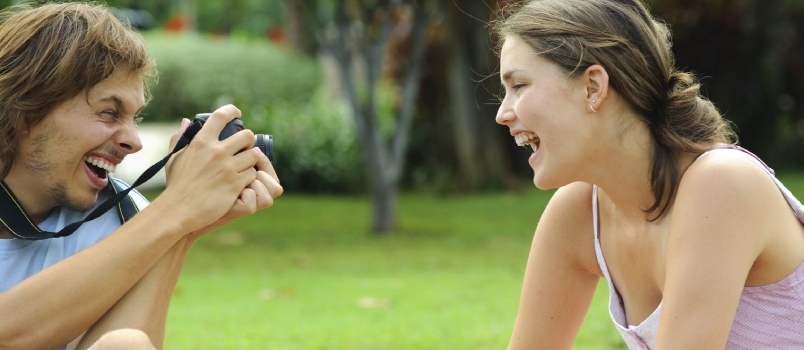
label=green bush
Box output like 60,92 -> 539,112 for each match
140,32 -> 366,193
141,32 -> 320,122
252,92 -> 367,194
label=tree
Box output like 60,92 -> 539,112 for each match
439,0 -> 520,189
318,0 -> 432,233
652,0 -> 804,169
283,0 -> 318,55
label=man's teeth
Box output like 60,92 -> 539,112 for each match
83,156 -> 116,173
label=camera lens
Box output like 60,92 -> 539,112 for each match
192,113 -> 274,162
254,134 -> 273,163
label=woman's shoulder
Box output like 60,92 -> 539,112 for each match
665,146 -> 804,291
543,182 -> 595,223
679,147 -> 779,204
537,182 -> 601,276
672,146 -> 792,258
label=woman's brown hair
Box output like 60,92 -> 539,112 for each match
0,2 -> 157,179
491,0 -> 737,220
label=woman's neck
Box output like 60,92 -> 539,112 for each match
589,120 -> 660,222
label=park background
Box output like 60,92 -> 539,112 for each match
6,0 -> 804,349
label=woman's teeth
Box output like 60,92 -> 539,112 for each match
83,156 -> 116,173
515,133 -> 540,153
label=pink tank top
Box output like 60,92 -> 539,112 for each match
593,146 -> 804,349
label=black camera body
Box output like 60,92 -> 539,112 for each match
189,113 -> 273,162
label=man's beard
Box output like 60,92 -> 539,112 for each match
49,180 -> 97,212
27,132 -> 98,212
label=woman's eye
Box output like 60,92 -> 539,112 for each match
513,83 -> 525,91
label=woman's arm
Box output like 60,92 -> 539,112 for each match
508,182 -> 602,350
656,151 -> 793,349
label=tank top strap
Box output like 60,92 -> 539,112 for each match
592,185 -> 614,282
592,185 -> 600,240
695,144 -> 775,175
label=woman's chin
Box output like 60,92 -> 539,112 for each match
531,171 -> 564,190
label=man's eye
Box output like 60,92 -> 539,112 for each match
102,110 -> 118,119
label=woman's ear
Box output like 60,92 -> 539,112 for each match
584,64 -> 609,113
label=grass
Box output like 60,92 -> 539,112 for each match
157,173 -> 804,350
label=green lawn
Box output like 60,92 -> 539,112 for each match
160,174 -> 804,349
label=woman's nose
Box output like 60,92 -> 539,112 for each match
496,100 -> 515,125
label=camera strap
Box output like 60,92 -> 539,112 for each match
0,120 -> 203,240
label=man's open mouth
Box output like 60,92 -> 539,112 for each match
83,156 -> 116,179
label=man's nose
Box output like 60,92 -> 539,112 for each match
116,122 -> 142,154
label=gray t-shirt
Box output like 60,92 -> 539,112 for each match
0,178 -> 149,349
0,178 -> 149,292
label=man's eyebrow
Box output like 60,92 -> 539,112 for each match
98,95 -> 144,116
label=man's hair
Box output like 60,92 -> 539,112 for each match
0,2 -> 157,179
491,0 -> 737,220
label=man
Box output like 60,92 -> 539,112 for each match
0,3 -> 283,349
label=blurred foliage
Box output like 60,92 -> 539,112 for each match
2,0 -> 802,193
250,91 -> 368,194
106,0 -> 284,36
141,32 -> 368,193
8,0 -> 285,36
140,32 -> 320,122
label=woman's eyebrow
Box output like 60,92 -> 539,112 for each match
501,69 -> 522,83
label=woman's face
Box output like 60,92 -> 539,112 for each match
496,35 -> 598,189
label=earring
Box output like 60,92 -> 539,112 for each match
590,100 -> 598,113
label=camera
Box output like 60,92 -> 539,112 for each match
189,113 -> 273,162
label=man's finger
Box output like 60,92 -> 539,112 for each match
254,148 -> 279,184
237,188 -> 258,215
249,179 -> 274,209
256,170 -> 283,199
195,104 -> 241,141
168,118 -> 191,152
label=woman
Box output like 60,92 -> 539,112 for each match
492,0 -> 804,349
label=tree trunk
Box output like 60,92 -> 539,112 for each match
369,172 -> 397,233
283,0 -> 316,55
444,13 -> 482,188
319,0 -> 430,234
439,1 -> 516,189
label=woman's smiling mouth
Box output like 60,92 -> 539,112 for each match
515,132 -> 540,153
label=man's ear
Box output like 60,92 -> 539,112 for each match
584,64 -> 609,113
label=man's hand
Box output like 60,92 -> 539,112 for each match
160,105 -> 263,233
188,148 -> 283,241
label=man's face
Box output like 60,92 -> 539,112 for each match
9,70 -> 145,215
